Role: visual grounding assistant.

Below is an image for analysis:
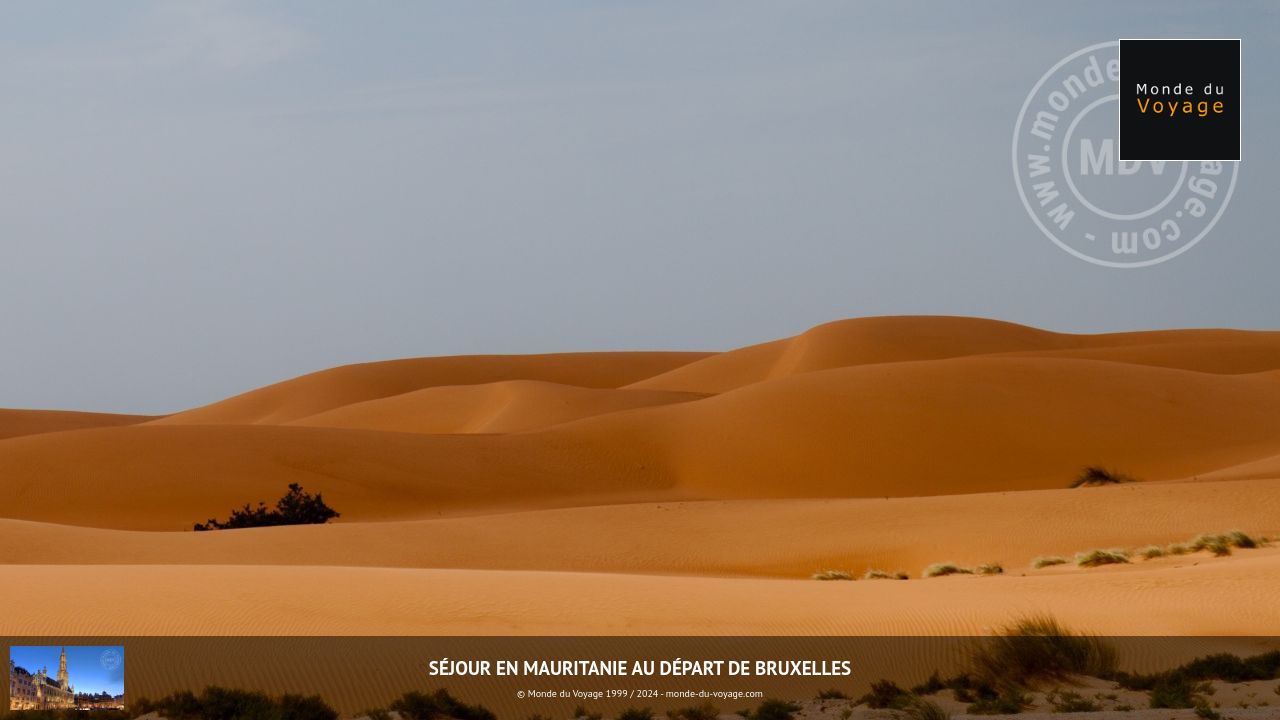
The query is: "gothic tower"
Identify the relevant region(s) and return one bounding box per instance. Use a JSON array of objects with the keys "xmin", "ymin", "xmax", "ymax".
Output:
[{"xmin": 57, "ymin": 647, "xmax": 68, "ymax": 690}]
